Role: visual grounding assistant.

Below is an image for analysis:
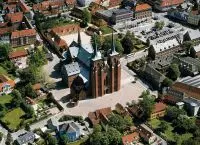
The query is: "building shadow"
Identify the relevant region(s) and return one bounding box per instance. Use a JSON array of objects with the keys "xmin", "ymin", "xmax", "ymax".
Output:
[{"xmin": 54, "ymin": 80, "xmax": 67, "ymax": 90}]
